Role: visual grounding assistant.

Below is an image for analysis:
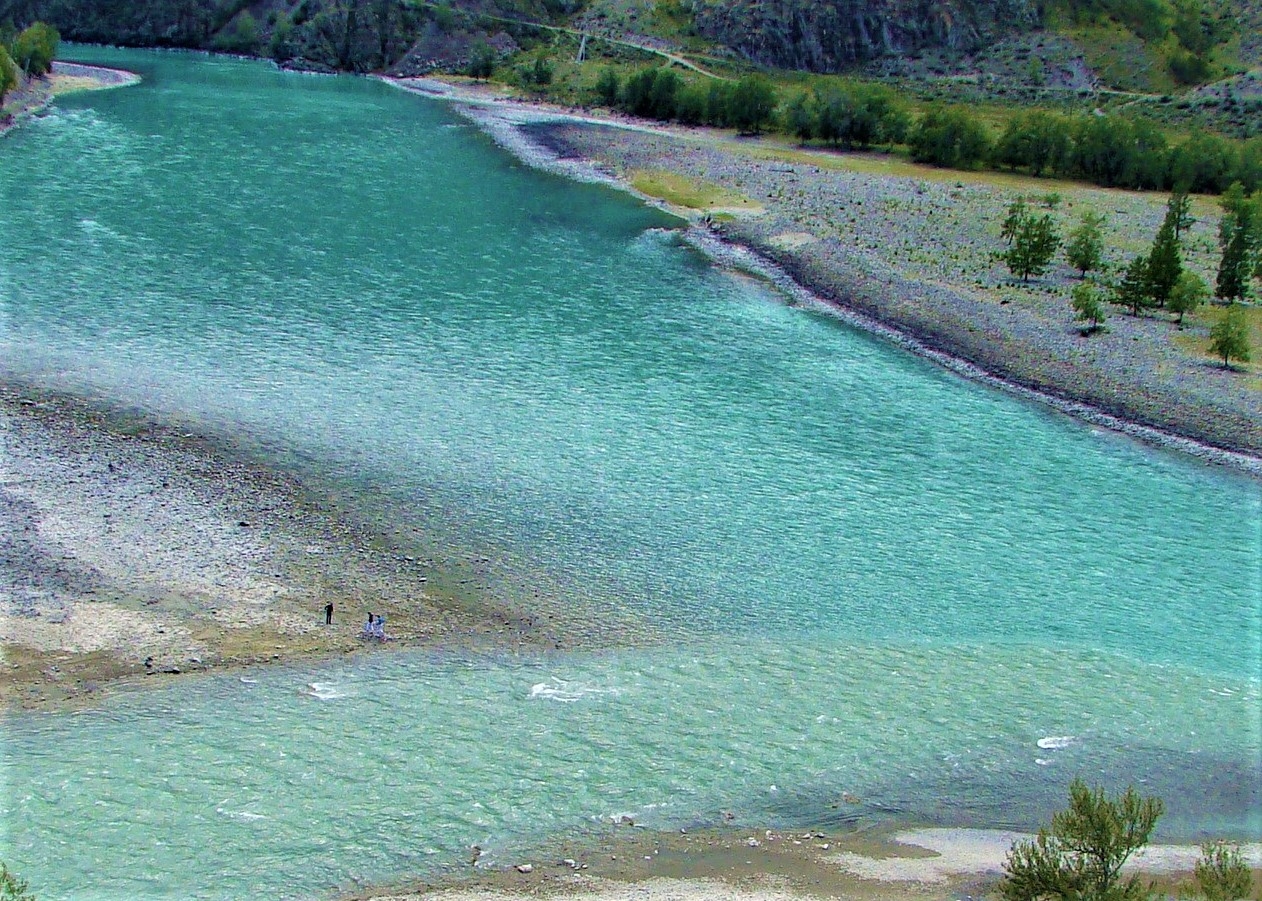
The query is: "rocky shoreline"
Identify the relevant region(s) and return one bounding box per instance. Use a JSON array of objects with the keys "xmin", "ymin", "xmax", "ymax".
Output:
[
  {"xmin": 388, "ymin": 76, "xmax": 1261, "ymax": 472},
  {"xmin": 0, "ymin": 383, "xmax": 630, "ymax": 710}
]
